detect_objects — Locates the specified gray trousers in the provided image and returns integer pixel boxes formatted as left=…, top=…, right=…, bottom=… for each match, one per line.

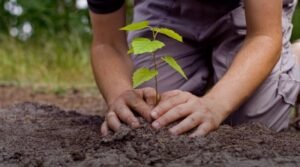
left=128, top=0, right=300, bottom=131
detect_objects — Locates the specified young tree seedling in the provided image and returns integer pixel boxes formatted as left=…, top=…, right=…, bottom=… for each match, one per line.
left=120, top=21, right=188, bottom=105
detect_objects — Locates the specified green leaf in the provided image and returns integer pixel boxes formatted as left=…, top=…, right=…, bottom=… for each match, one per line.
left=120, top=21, right=149, bottom=31
left=133, top=68, right=158, bottom=88
left=152, top=27, right=183, bottom=42
left=161, top=56, right=188, bottom=80
left=131, top=38, right=165, bottom=55
left=127, top=48, right=134, bottom=54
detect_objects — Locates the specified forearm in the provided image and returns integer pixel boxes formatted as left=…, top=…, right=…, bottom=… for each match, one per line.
left=204, top=35, right=282, bottom=119
left=202, top=0, right=283, bottom=120
left=89, top=6, right=133, bottom=105
left=91, top=44, right=133, bottom=105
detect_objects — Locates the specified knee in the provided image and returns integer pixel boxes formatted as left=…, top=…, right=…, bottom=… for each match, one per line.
left=292, top=40, right=300, bottom=65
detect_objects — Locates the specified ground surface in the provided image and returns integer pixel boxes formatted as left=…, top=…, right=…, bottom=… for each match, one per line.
left=1, top=103, right=300, bottom=167
left=0, top=86, right=300, bottom=167
left=0, top=85, right=106, bottom=116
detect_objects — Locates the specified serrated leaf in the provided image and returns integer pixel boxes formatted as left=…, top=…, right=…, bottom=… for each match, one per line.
left=162, top=56, right=187, bottom=80
left=120, top=21, right=149, bottom=31
left=131, top=37, right=165, bottom=55
left=133, top=68, right=158, bottom=88
left=152, top=27, right=183, bottom=42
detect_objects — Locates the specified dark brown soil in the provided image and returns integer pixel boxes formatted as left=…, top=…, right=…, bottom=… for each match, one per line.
left=0, top=102, right=300, bottom=167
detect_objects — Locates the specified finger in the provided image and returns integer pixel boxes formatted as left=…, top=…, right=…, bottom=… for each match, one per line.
left=152, top=103, right=191, bottom=130
left=125, top=92, right=152, bottom=122
left=137, top=87, right=157, bottom=108
left=189, top=123, right=212, bottom=138
left=101, top=120, right=109, bottom=136
left=160, top=90, right=181, bottom=101
left=151, top=92, right=189, bottom=119
left=106, top=112, right=122, bottom=132
left=113, top=104, right=140, bottom=128
left=169, top=112, right=202, bottom=135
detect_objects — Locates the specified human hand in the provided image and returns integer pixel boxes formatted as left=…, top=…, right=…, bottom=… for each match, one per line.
left=101, top=87, right=157, bottom=136
left=150, top=90, right=226, bottom=137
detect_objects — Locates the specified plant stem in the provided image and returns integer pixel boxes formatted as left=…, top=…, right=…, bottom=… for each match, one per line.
left=152, top=52, right=159, bottom=105
left=152, top=30, right=160, bottom=105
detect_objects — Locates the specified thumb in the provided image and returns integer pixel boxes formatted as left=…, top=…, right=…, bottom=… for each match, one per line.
left=137, top=87, right=159, bottom=108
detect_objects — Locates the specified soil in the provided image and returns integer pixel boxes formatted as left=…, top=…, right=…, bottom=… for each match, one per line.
left=0, top=85, right=106, bottom=116
left=0, top=102, right=300, bottom=167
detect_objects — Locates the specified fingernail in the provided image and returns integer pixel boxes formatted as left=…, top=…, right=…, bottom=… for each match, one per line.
left=169, top=128, right=176, bottom=135
left=151, top=112, right=158, bottom=119
left=152, top=121, right=160, bottom=129
left=131, top=122, right=140, bottom=128
left=189, top=134, right=196, bottom=138
left=101, top=131, right=108, bottom=137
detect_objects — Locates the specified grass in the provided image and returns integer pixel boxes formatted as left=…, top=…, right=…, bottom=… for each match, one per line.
left=0, top=34, right=96, bottom=90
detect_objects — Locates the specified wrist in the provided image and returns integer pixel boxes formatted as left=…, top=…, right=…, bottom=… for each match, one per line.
left=200, top=94, right=234, bottom=123
left=105, top=86, right=133, bottom=106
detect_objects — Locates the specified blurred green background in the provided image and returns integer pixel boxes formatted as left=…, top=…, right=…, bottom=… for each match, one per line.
left=0, top=0, right=299, bottom=89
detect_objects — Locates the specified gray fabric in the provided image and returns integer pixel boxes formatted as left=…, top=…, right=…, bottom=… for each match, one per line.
left=128, top=0, right=300, bottom=131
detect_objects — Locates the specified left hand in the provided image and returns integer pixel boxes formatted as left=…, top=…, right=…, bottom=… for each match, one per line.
left=150, top=90, right=226, bottom=137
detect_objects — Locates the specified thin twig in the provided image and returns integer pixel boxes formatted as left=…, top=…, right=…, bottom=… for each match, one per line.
left=151, top=29, right=160, bottom=105
left=152, top=52, right=159, bottom=105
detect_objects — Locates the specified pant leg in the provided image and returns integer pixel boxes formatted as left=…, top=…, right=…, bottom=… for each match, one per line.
left=210, top=0, right=300, bottom=131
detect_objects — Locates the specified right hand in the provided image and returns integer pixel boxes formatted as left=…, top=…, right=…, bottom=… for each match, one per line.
left=101, top=87, right=158, bottom=136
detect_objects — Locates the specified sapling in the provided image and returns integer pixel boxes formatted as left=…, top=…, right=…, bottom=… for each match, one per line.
left=120, top=21, right=188, bottom=105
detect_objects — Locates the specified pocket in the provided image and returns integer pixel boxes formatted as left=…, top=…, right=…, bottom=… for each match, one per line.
left=278, top=63, right=300, bottom=105
left=243, top=67, right=299, bottom=118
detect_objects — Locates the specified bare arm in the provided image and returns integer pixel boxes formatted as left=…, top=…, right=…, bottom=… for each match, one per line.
left=90, top=6, right=132, bottom=104
left=204, top=0, right=283, bottom=117
left=89, top=6, right=156, bottom=135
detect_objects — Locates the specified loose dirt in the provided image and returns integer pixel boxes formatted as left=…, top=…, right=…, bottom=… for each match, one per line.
left=0, top=85, right=106, bottom=116
left=0, top=102, right=299, bottom=167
